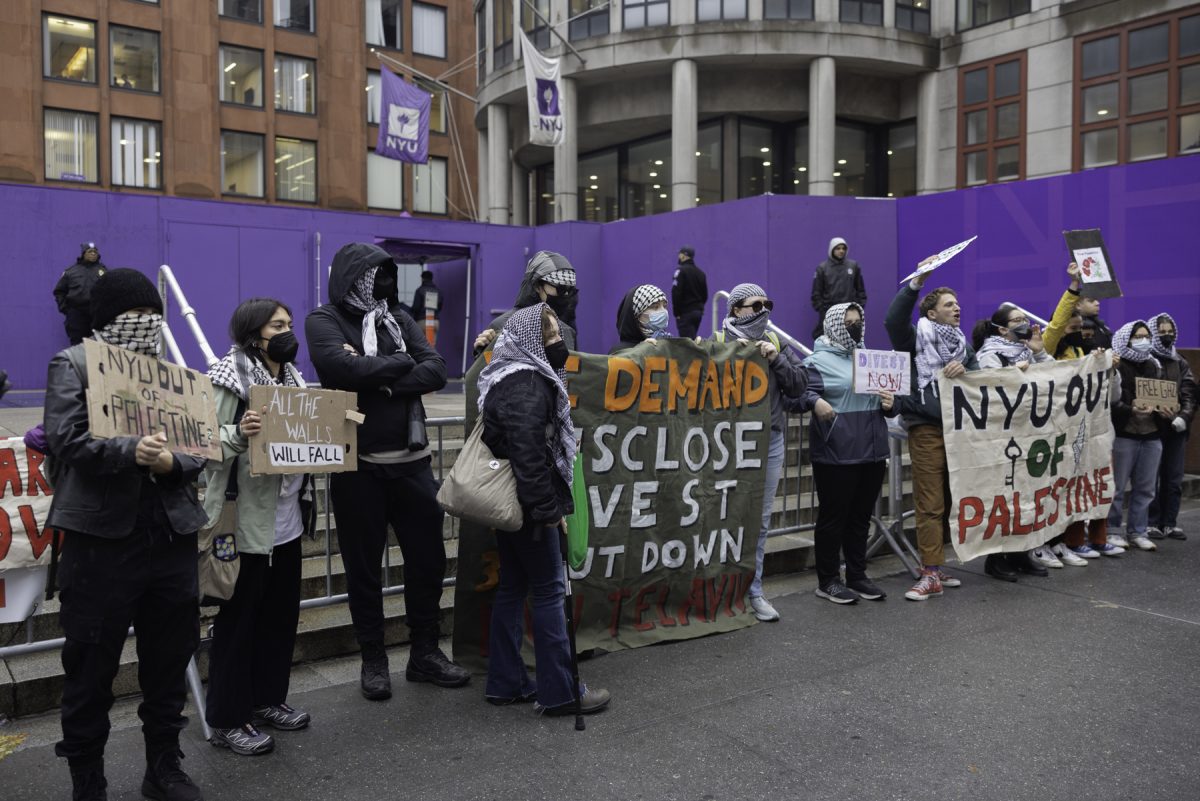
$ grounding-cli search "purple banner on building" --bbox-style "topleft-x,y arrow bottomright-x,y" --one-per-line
375,66 -> 430,164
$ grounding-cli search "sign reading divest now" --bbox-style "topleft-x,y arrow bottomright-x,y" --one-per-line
84,339 -> 220,460
853,349 -> 911,395
452,339 -> 771,669
939,351 -> 1116,562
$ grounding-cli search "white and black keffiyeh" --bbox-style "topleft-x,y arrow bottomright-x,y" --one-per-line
915,317 -> 966,391
341,268 -> 406,357
208,345 -> 305,401
477,303 -> 576,485
821,302 -> 864,352
976,335 -> 1033,367
93,312 -> 163,357
631,285 -> 667,317
723,282 -> 771,341
1150,312 -> 1178,360
1113,320 -> 1160,367
527,251 -> 577,288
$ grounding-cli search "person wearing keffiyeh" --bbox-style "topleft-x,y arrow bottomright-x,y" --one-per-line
611,283 -> 670,352
884,264 -> 979,601
1145,313 -> 1197,541
473,250 -> 580,355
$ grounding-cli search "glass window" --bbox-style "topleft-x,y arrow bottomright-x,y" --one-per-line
578,149 -> 618,221
1128,72 -> 1168,116
1182,15 -> 1200,58
43,15 -> 96,83
958,0 -> 1029,31
494,0 -> 514,68
1081,128 -> 1118,168
623,135 -> 672,218
413,3 -> 447,58
221,131 -> 265,197
790,122 -> 808,195
477,9 -> 486,81
764,0 -> 813,20
697,0 -> 746,23
1128,119 -> 1167,162
414,77 -> 446,133
995,103 -> 1020,141
44,109 -> 98,183
366,0 -> 404,50
994,144 -> 1019,181
111,118 -> 162,189
275,0 -> 313,32
1128,24 -> 1169,70
887,121 -> 917,198
625,0 -> 670,30
964,151 -> 987,185
697,122 -> 723,206
1180,113 -> 1200,154
569,0 -> 609,40
840,0 -> 882,26
959,54 -> 1025,187
367,71 -> 382,123
834,123 -> 874,196
367,150 -> 404,209
275,138 -> 316,202
965,110 -> 988,145
220,0 -> 262,24
1081,35 -> 1120,80
110,27 -> 159,93
275,55 -> 315,114
896,0 -> 931,34
738,121 -> 777,198
964,68 -> 988,105
1181,65 -> 1200,107
523,0 -> 552,50
220,45 -> 264,107
1082,82 -> 1118,123
534,165 -> 555,224
994,60 -> 1020,99
413,156 -> 448,213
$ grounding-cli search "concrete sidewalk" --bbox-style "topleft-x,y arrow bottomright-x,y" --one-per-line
3,503 -> 1198,801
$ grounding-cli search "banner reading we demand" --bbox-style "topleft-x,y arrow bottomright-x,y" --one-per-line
453,339 -> 771,668
939,350 -> 1116,562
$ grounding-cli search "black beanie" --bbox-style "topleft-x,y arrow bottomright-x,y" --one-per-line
91,268 -> 163,330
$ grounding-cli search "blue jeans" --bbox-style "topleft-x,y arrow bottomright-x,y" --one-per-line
751,430 -> 786,598
485,522 -> 576,708
1150,431 -> 1188,528
1107,437 -> 1163,536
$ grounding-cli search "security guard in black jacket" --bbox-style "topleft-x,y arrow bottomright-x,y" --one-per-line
53,242 -> 108,345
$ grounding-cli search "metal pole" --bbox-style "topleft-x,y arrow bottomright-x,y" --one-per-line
520,0 -> 589,65
462,254 -> 474,376
371,50 -> 477,103
158,265 -> 219,367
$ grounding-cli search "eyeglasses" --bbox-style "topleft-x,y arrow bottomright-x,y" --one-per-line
737,300 -> 774,313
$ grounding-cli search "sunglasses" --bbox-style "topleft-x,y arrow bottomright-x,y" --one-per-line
737,300 -> 774,313
549,286 -> 578,299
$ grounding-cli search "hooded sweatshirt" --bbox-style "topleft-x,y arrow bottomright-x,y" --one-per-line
611,284 -> 668,353
481,252 -> 579,352
305,242 -> 447,459
811,237 -> 866,318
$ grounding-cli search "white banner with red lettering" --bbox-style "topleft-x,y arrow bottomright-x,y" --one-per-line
1,437 -> 55,622
939,351 -> 1116,562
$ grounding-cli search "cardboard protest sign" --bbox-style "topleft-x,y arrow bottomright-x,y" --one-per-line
0,437 -> 58,622
939,351 -> 1115,561
1135,378 -> 1179,414
1064,229 -> 1123,299
899,236 -> 977,284
84,339 -> 220,460
453,340 -> 770,669
852,349 -> 911,395
247,385 -> 360,475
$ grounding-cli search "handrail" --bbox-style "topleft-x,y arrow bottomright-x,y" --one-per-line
157,264 -> 219,367
710,290 -> 814,357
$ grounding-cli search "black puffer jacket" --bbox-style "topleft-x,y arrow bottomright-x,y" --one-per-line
1112,358 -> 1165,440
481,371 -> 573,526
1160,355 -> 1197,434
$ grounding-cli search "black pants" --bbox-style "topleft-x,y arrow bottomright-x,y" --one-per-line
675,309 -> 703,340
330,461 -> 446,649
812,461 -> 887,586
205,537 -> 302,728
64,310 -> 91,346
55,528 -> 199,763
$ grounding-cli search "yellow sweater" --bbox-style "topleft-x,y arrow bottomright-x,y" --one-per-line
1043,288 -> 1083,360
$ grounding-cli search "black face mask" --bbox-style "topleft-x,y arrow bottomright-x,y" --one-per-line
1007,322 -> 1033,341
544,340 -> 569,371
1160,334 -> 1176,350
265,330 -> 299,364
545,292 -> 576,327
1062,331 -> 1086,349
373,268 -> 397,301
845,322 -> 864,344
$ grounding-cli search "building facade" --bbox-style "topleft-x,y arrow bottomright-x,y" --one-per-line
0,0 -> 478,219
475,0 -> 1200,224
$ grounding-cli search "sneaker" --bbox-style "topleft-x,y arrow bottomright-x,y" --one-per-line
1166,527 -> 1187,541
1070,544 -> 1100,559
360,656 -> 392,700
1094,542 -> 1125,557
1032,546 -> 1064,569
1130,536 -> 1157,551
934,568 -> 962,588
1146,526 -> 1166,540
815,581 -> 860,605
846,577 -> 887,601
1052,543 -> 1089,566
749,595 -> 780,622
407,646 -> 471,688
1108,534 -> 1130,549
904,571 -> 943,602
209,724 -> 275,756
535,686 -> 612,717
252,703 -> 310,731
142,749 -> 203,800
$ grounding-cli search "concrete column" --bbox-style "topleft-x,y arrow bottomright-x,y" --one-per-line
477,127 -> 489,222
808,57 -> 836,196
883,0 -> 895,29
553,77 -> 578,221
671,59 -> 698,211
748,0 -> 764,21
813,0 -> 837,23
916,69 -> 940,195
721,115 -> 738,202
487,104 -> 510,224
931,0 -> 956,36
511,162 -> 529,225
671,0 -> 694,26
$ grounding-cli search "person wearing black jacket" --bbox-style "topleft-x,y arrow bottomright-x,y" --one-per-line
305,242 -> 469,701
1076,295 -> 1114,349
472,251 -> 579,355
1147,312 -> 1197,540
477,303 -> 611,717
53,242 -> 107,344
671,246 -> 707,339
611,284 -> 670,353
45,268 -> 206,801
811,237 -> 867,339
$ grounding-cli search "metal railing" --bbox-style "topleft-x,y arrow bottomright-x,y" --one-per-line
710,290 -> 814,357
158,264 -> 220,368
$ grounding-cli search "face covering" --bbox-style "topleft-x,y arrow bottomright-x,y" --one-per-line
1062,331 -> 1085,349
642,309 -> 670,338
372,268 -> 396,301
727,308 -> 771,341
845,322 -> 864,344
544,340 -> 569,371
1160,334 -> 1176,350
1130,338 -> 1152,353
265,330 -> 299,364
545,292 -> 575,325
95,312 -> 163,358
1007,322 -> 1033,341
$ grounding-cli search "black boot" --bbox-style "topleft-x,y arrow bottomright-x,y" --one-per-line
68,758 -> 107,801
141,748 -> 202,801
360,641 -> 392,701
984,553 -> 1018,582
406,640 -> 471,688
1010,551 -> 1049,577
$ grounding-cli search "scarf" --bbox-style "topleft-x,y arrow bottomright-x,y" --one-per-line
915,317 -> 966,391
822,302 -> 863,352
208,345 -> 305,401
93,312 -> 163,357
477,304 -> 576,485
976,335 -> 1033,367
1150,312 -> 1178,360
631,284 -> 668,337
341,268 -> 406,357
1112,320 -> 1160,367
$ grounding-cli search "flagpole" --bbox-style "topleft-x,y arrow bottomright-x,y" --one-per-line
370,50 -> 477,104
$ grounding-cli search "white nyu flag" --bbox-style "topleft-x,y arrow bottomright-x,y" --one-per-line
517,27 -> 564,147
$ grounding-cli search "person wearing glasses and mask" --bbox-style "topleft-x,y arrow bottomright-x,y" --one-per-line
612,284 -> 671,353
714,284 -> 807,622
473,251 -> 579,355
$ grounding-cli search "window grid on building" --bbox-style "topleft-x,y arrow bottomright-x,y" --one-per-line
413,3 -> 447,59
958,53 -> 1026,188
275,0 -> 314,33
275,54 -> 316,115
697,0 -> 747,23
110,26 -> 160,93
366,0 -> 404,51
522,0 -> 552,50
958,0 -> 1029,32
895,1 -> 930,34
220,0 -> 263,25
44,108 -> 99,184
625,0 -> 670,30
764,0 -> 813,21
111,117 -> 162,189
275,137 -> 317,203
494,0 -> 514,68
840,0 -> 882,26
569,0 -> 609,41
413,156 -> 448,213
43,14 -> 97,84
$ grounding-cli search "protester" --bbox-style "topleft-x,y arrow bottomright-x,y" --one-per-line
411,270 -> 443,322
715,283 -> 807,621
477,303 -> 611,716
789,303 -> 895,604
671,246 -> 708,340
1147,312 -> 1196,541
1075,295 -> 1113,349
45,268 -> 205,801
305,243 -> 469,701
53,242 -> 107,345
202,299 -> 314,756
971,302 -> 1054,580
473,252 -> 579,354
884,263 -> 978,601
612,284 -> 670,352
811,237 -> 867,339
1107,321 -> 1167,552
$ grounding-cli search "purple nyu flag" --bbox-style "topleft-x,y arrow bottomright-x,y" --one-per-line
375,66 -> 430,164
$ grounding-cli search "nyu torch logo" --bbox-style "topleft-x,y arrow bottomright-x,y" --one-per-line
386,104 -> 422,152
535,78 -> 563,133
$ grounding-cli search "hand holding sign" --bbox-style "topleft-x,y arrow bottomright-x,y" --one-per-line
900,236 -> 978,285
1064,229 -> 1123,299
